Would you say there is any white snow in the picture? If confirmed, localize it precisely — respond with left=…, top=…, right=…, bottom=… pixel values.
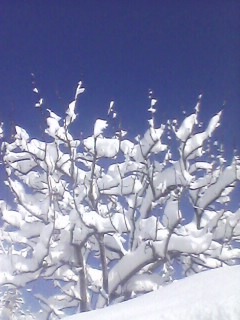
left=175, top=113, right=197, bottom=141
left=108, top=100, right=114, bottom=115
left=63, top=265, right=240, bottom=320
left=75, top=81, right=85, bottom=99
left=94, top=119, right=108, bottom=137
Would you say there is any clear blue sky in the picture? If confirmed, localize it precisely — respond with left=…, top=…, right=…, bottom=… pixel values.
left=0, top=0, right=239, bottom=153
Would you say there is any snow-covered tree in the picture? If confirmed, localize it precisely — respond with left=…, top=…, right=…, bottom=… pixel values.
left=0, top=286, right=36, bottom=320
left=0, top=83, right=239, bottom=319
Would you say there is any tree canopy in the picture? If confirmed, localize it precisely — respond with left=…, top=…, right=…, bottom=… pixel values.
left=0, top=84, right=239, bottom=319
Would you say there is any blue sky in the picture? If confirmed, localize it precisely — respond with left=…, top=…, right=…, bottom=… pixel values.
left=0, top=0, right=239, bottom=151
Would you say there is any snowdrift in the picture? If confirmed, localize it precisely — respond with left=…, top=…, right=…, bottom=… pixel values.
left=64, top=265, right=240, bottom=320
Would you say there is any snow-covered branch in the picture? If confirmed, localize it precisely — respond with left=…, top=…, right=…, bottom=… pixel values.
left=0, top=86, right=239, bottom=319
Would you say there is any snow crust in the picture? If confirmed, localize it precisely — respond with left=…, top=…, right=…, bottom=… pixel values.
left=63, top=266, right=240, bottom=320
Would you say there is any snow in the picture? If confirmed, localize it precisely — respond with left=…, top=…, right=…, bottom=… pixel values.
left=93, top=119, right=108, bottom=137
left=84, top=136, right=119, bottom=157
left=175, top=113, right=197, bottom=141
left=1, top=96, right=240, bottom=318
left=63, top=265, right=240, bottom=320
left=108, top=100, right=114, bottom=115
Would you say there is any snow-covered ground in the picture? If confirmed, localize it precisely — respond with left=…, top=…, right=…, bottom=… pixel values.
left=64, top=265, right=240, bottom=320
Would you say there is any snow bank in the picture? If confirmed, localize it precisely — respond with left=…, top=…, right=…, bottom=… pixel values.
left=64, top=265, right=240, bottom=320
